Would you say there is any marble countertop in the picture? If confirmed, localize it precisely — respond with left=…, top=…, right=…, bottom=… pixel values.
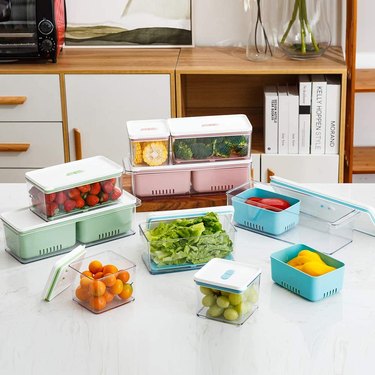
left=0, top=183, right=374, bottom=375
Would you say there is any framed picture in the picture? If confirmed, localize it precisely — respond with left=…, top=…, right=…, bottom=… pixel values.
left=65, top=0, right=193, bottom=47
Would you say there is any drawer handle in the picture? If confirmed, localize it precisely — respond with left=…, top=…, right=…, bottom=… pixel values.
left=73, top=128, right=82, bottom=160
left=0, top=143, right=30, bottom=152
left=0, top=96, right=27, bottom=105
left=267, top=168, right=275, bottom=183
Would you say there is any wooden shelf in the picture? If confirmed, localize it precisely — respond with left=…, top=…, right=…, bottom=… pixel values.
left=352, top=146, right=375, bottom=174
left=355, top=69, right=375, bottom=92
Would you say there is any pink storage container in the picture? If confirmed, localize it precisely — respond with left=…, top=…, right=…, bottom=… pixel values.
left=191, top=159, right=252, bottom=193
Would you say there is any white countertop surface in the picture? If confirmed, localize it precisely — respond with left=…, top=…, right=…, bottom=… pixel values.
left=1, top=183, right=375, bottom=375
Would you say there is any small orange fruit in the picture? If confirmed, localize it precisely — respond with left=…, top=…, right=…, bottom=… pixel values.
left=88, top=280, right=106, bottom=297
left=119, top=283, right=133, bottom=300
left=117, top=270, right=130, bottom=283
left=103, top=273, right=117, bottom=287
left=81, top=270, right=93, bottom=279
left=75, top=286, right=90, bottom=302
left=102, top=264, right=118, bottom=274
left=80, top=276, right=93, bottom=289
left=93, top=271, right=104, bottom=280
left=109, top=279, right=123, bottom=295
left=103, top=290, right=115, bottom=303
left=89, top=296, right=107, bottom=311
left=89, top=260, right=103, bottom=274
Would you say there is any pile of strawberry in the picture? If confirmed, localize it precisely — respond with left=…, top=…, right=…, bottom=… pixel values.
left=29, top=178, right=122, bottom=218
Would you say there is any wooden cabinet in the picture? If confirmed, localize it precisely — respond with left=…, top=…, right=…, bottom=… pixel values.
left=0, top=74, right=64, bottom=182
left=175, top=47, right=347, bottom=182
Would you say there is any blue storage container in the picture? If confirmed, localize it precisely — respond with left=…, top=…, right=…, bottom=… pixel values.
left=270, top=244, right=345, bottom=302
left=230, top=187, right=300, bottom=235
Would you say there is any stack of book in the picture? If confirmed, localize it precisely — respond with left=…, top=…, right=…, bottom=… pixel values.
left=264, top=75, right=341, bottom=155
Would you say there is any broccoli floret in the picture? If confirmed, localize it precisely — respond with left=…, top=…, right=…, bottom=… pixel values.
left=226, top=135, right=248, bottom=145
left=174, top=142, right=193, bottom=160
left=177, top=138, right=196, bottom=146
left=213, top=141, right=232, bottom=158
left=200, top=137, right=214, bottom=146
left=236, top=145, right=249, bottom=157
left=191, top=143, right=213, bottom=159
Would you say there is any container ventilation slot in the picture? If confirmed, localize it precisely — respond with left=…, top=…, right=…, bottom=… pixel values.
left=323, top=288, right=338, bottom=298
left=151, top=189, right=175, bottom=196
left=39, top=244, right=63, bottom=255
left=210, top=184, right=234, bottom=192
left=98, top=229, right=121, bottom=240
left=284, top=223, right=295, bottom=232
left=280, top=281, right=301, bottom=295
left=244, top=220, right=264, bottom=232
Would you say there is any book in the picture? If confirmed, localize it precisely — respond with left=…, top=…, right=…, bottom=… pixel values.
left=264, top=85, right=278, bottom=154
left=288, top=85, right=299, bottom=154
left=325, top=76, right=341, bottom=154
left=310, top=75, right=327, bottom=154
left=277, top=85, right=289, bottom=154
left=298, top=75, right=312, bottom=154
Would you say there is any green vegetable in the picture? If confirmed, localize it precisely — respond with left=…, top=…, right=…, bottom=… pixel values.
left=174, top=141, right=193, bottom=160
left=214, top=141, right=232, bottom=158
left=191, top=142, right=213, bottom=159
left=145, top=212, right=233, bottom=266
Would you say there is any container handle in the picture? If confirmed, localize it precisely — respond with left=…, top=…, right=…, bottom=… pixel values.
left=0, top=96, right=27, bottom=105
left=73, top=128, right=82, bottom=160
left=0, top=143, right=30, bottom=152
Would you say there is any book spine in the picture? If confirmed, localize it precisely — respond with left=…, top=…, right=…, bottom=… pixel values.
left=264, top=88, right=278, bottom=154
left=310, top=77, right=327, bottom=154
left=288, top=87, right=299, bottom=154
left=278, top=86, right=289, bottom=154
left=325, top=81, right=341, bottom=154
left=298, top=77, right=312, bottom=154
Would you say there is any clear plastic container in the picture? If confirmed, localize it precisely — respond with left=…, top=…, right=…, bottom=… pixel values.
left=194, top=258, right=261, bottom=325
left=69, top=250, right=136, bottom=314
left=139, top=208, right=236, bottom=274
left=168, top=114, right=252, bottom=164
left=126, top=119, right=170, bottom=167
left=25, top=156, right=123, bottom=221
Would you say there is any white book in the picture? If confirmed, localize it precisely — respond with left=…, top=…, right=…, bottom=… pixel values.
left=288, top=85, right=299, bottom=154
left=325, top=76, right=341, bottom=154
left=310, top=75, right=327, bottom=154
left=298, top=75, right=312, bottom=154
left=264, top=85, right=278, bottom=154
left=278, top=85, right=289, bottom=154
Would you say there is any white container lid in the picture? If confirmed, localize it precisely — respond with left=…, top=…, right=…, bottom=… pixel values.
left=194, top=258, right=261, bottom=293
left=126, top=119, right=170, bottom=140
left=25, top=156, right=123, bottom=193
left=168, top=114, right=252, bottom=137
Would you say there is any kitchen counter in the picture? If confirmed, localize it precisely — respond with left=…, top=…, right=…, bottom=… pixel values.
left=0, top=183, right=375, bottom=375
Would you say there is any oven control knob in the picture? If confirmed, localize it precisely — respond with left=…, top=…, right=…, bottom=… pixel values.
left=40, top=39, right=53, bottom=52
left=38, top=19, right=54, bottom=35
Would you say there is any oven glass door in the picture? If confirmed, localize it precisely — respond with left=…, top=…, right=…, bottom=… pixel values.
left=0, top=0, right=38, bottom=55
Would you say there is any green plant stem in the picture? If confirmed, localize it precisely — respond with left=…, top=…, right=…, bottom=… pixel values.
left=281, top=0, right=300, bottom=44
left=301, top=0, right=319, bottom=52
left=299, top=1, right=306, bottom=54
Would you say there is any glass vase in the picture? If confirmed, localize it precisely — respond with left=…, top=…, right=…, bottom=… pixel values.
left=278, top=0, right=331, bottom=60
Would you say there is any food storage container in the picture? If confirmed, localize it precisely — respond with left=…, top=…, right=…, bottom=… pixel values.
left=25, top=156, right=123, bottom=221
left=194, top=258, right=261, bottom=325
left=42, top=246, right=136, bottom=314
left=270, top=244, right=345, bottom=302
left=168, top=114, right=252, bottom=164
left=1, top=191, right=139, bottom=263
left=126, top=119, right=170, bottom=167
left=139, top=207, right=236, bottom=274
left=227, top=182, right=301, bottom=236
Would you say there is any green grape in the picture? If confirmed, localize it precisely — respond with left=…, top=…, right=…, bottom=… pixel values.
left=234, top=301, right=252, bottom=316
left=245, top=287, right=258, bottom=303
left=202, top=294, right=216, bottom=307
left=207, top=305, right=224, bottom=317
left=223, top=308, right=239, bottom=321
left=200, top=286, right=213, bottom=295
left=220, top=291, right=229, bottom=296
left=216, top=296, right=230, bottom=308
left=228, top=293, right=243, bottom=306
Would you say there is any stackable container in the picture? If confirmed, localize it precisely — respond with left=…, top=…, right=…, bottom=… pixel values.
left=194, top=258, right=261, bottom=325
left=25, top=156, right=123, bottom=221
left=1, top=191, right=139, bottom=263
left=138, top=207, right=236, bottom=274
left=70, top=250, right=136, bottom=314
left=126, top=119, right=170, bottom=167
left=168, top=114, right=252, bottom=164
left=270, top=244, right=345, bottom=302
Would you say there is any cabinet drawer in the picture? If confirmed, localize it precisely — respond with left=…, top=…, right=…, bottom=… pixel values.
left=0, top=75, right=61, bottom=121
left=261, top=154, right=339, bottom=183
left=0, top=122, right=64, bottom=168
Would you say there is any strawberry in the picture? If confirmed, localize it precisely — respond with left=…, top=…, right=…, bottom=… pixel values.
left=46, top=202, right=59, bottom=217
left=45, top=193, right=56, bottom=203
left=77, top=184, right=91, bottom=193
left=75, top=197, right=85, bottom=209
left=68, top=188, right=81, bottom=199
left=110, top=187, right=122, bottom=201
left=86, top=194, right=100, bottom=207
left=106, top=178, right=116, bottom=185
left=101, top=181, right=114, bottom=194
left=55, top=191, right=67, bottom=205
left=90, top=182, right=101, bottom=195
left=64, top=199, right=76, bottom=212
left=99, top=192, right=109, bottom=203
